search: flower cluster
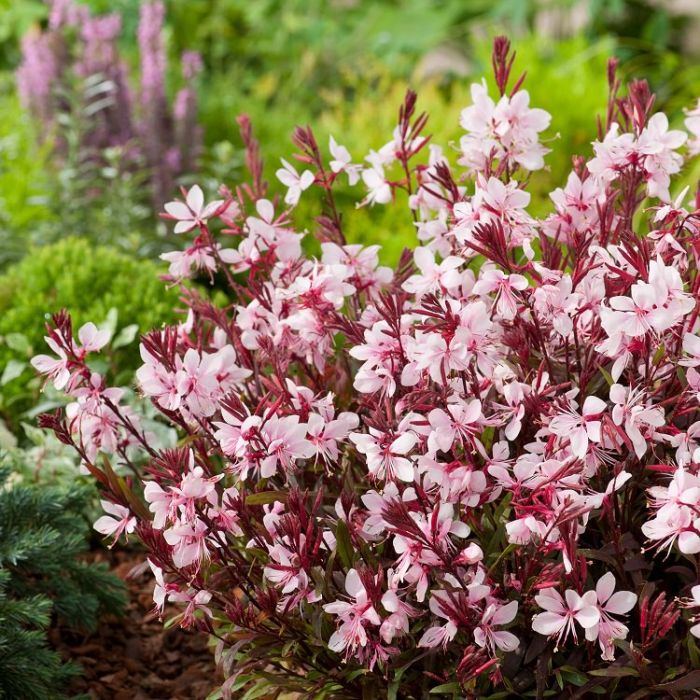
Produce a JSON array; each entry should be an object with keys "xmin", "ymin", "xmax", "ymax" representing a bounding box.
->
[{"xmin": 35, "ymin": 38, "xmax": 700, "ymax": 697}]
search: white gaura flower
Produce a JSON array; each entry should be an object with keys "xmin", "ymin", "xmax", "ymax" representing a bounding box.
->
[{"xmin": 276, "ymin": 158, "xmax": 314, "ymax": 206}]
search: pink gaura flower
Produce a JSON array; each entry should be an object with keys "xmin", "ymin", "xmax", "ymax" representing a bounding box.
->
[
  {"xmin": 472, "ymin": 267, "xmax": 528, "ymax": 320},
  {"xmin": 549, "ymin": 395, "xmax": 607, "ymax": 459},
  {"xmin": 609, "ymin": 383, "xmax": 664, "ymax": 459},
  {"xmin": 323, "ymin": 569, "xmax": 381, "ymax": 655},
  {"xmin": 168, "ymin": 588, "xmax": 213, "ymax": 628},
  {"xmin": 427, "ymin": 399, "xmax": 483, "ymax": 454},
  {"xmin": 163, "ymin": 184, "xmax": 225, "ymax": 233},
  {"xmin": 474, "ymin": 600, "xmax": 520, "ymax": 654},
  {"xmin": 532, "ymin": 587, "xmax": 600, "ymax": 648},
  {"xmin": 76, "ymin": 322, "xmax": 111, "ymax": 354},
  {"xmin": 585, "ymin": 573, "xmax": 637, "ymax": 661},
  {"xmin": 163, "ymin": 516, "xmax": 211, "ymax": 569},
  {"xmin": 642, "ymin": 466, "xmax": 700, "ymax": 554},
  {"xmin": 93, "ymin": 500, "xmax": 136, "ymax": 546},
  {"xmin": 402, "ymin": 247, "xmax": 464, "ymax": 298},
  {"xmin": 329, "ymin": 135, "xmax": 361, "ymax": 185},
  {"xmin": 349, "ymin": 429, "xmax": 417, "ymax": 482},
  {"xmin": 417, "ymin": 591, "xmax": 459, "ymax": 650},
  {"xmin": 260, "ymin": 415, "xmax": 315, "ymax": 478},
  {"xmin": 379, "ymin": 569, "xmax": 420, "ymax": 643}
]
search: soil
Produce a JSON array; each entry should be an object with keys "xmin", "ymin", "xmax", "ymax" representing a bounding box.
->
[{"xmin": 51, "ymin": 549, "xmax": 221, "ymax": 700}]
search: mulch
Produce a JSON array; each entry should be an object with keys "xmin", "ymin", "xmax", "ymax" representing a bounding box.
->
[{"xmin": 51, "ymin": 549, "xmax": 221, "ymax": 700}]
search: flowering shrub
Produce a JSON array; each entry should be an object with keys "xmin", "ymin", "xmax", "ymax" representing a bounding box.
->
[
  {"xmin": 35, "ymin": 38, "xmax": 700, "ymax": 697},
  {"xmin": 17, "ymin": 0, "xmax": 202, "ymax": 207},
  {"xmin": 0, "ymin": 238, "xmax": 179, "ymax": 432}
]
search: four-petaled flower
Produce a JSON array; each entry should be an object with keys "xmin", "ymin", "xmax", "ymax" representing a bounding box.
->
[{"xmin": 163, "ymin": 184, "xmax": 225, "ymax": 233}]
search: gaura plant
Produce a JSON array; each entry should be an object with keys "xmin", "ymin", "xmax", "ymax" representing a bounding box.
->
[{"xmin": 34, "ymin": 37, "xmax": 700, "ymax": 698}]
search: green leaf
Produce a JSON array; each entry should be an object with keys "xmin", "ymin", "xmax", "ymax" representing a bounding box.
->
[
  {"xmin": 241, "ymin": 680, "xmax": 273, "ymax": 700},
  {"xmin": 0, "ymin": 419, "xmax": 17, "ymax": 449},
  {"xmin": 2, "ymin": 359, "xmax": 25, "ymax": 385},
  {"xmin": 653, "ymin": 669, "xmax": 700, "ymax": 691},
  {"xmin": 112, "ymin": 323, "xmax": 139, "ymax": 349},
  {"xmin": 589, "ymin": 667, "xmax": 638, "ymax": 677},
  {"xmin": 598, "ymin": 365, "xmax": 614, "ymax": 386},
  {"xmin": 4, "ymin": 332, "xmax": 31, "ymax": 355},
  {"xmin": 652, "ymin": 343, "xmax": 666, "ymax": 366},
  {"xmin": 245, "ymin": 490, "xmax": 289, "ymax": 506},
  {"xmin": 558, "ymin": 666, "xmax": 588, "ymax": 686},
  {"xmin": 335, "ymin": 518, "xmax": 354, "ymax": 569},
  {"xmin": 99, "ymin": 307, "xmax": 119, "ymax": 336},
  {"xmin": 689, "ymin": 635, "xmax": 700, "ymax": 669},
  {"xmin": 430, "ymin": 682, "xmax": 461, "ymax": 694},
  {"xmin": 20, "ymin": 422, "xmax": 48, "ymax": 445}
]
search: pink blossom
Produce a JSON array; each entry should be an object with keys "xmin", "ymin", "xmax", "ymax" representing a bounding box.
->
[
  {"xmin": 307, "ymin": 411, "xmax": 360, "ymax": 464},
  {"xmin": 474, "ymin": 600, "xmax": 519, "ymax": 654},
  {"xmin": 417, "ymin": 591, "xmax": 459, "ymax": 649},
  {"xmin": 532, "ymin": 274, "xmax": 581, "ymax": 337},
  {"xmin": 585, "ymin": 573, "xmax": 637, "ymax": 660},
  {"xmin": 459, "ymin": 81, "xmax": 550, "ymax": 172},
  {"xmin": 147, "ymin": 559, "xmax": 170, "ymax": 614},
  {"xmin": 532, "ymin": 587, "xmax": 600, "ymax": 647},
  {"xmin": 168, "ymin": 588, "xmax": 213, "ymax": 628},
  {"xmin": 402, "ymin": 247, "xmax": 463, "ymax": 298},
  {"xmin": 264, "ymin": 535, "xmax": 320, "ymax": 606},
  {"xmin": 163, "ymin": 516, "xmax": 210, "ymax": 569},
  {"xmin": 323, "ymin": 569, "xmax": 381, "ymax": 655},
  {"xmin": 427, "ymin": 399, "xmax": 483, "ymax": 454},
  {"xmin": 642, "ymin": 466, "xmax": 700, "ymax": 554},
  {"xmin": 329, "ymin": 135, "xmax": 361, "ymax": 185},
  {"xmin": 163, "ymin": 185, "xmax": 224, "ymax": 233},
  {"xmin": 360, "ymin": 164, "xmax": 392, "ymax": 206},
  {"xmin": 161, "ymin": 243, "xmax": 237, "ymax": 280},
  {"xmin": 379, "ymin": 570, "xmax": 419, "ymax": 643},
  {"xmin": 543, "ymin": 171, "xmax": 602, "ymax": 243},
  {"xmin": 94, "ymin": 500, "xmax": 136, "ymax": 546},
  {"xmin": 31, "ymin": 336, "xmax": 71, "ymax": 390},
  {"xmin": 548, "ymin": 395, "xmax": 607, "ymax": 458},
  {"xmin": 473, "ymin": 268, "xmax": 528, "ymax": 320},
  {"xmin": 260, "ymin": 415, "xmax": 315, "ymax": 478},
  {"xmin": 77, "ymin": 322, "xmax": 111, "ymax": 353},
  {"xmin": 349, "ymin": 429, "xmax": 417, "ymax": 482},
  {"xmin": 609, "ymin": 383, "xmax": 664, "ymax": 458}
]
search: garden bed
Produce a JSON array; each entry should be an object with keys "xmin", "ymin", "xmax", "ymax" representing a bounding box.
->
[{"xmin": 52, "ymin": 550, "xmax": 219, "ymax": 700}]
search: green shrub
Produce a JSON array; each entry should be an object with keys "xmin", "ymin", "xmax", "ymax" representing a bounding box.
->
[
  {"xmin": 0, "ymin": 237, "xmax": 179, "ymax": 428},
  {"xmin": 0, "ymin": 457, "xmax": 126, "ymax": 700}
]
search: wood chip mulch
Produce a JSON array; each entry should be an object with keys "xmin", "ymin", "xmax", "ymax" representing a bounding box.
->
[{"xmin": 51, "ymin": 550, "xmax": 221, "ymax": 700}]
